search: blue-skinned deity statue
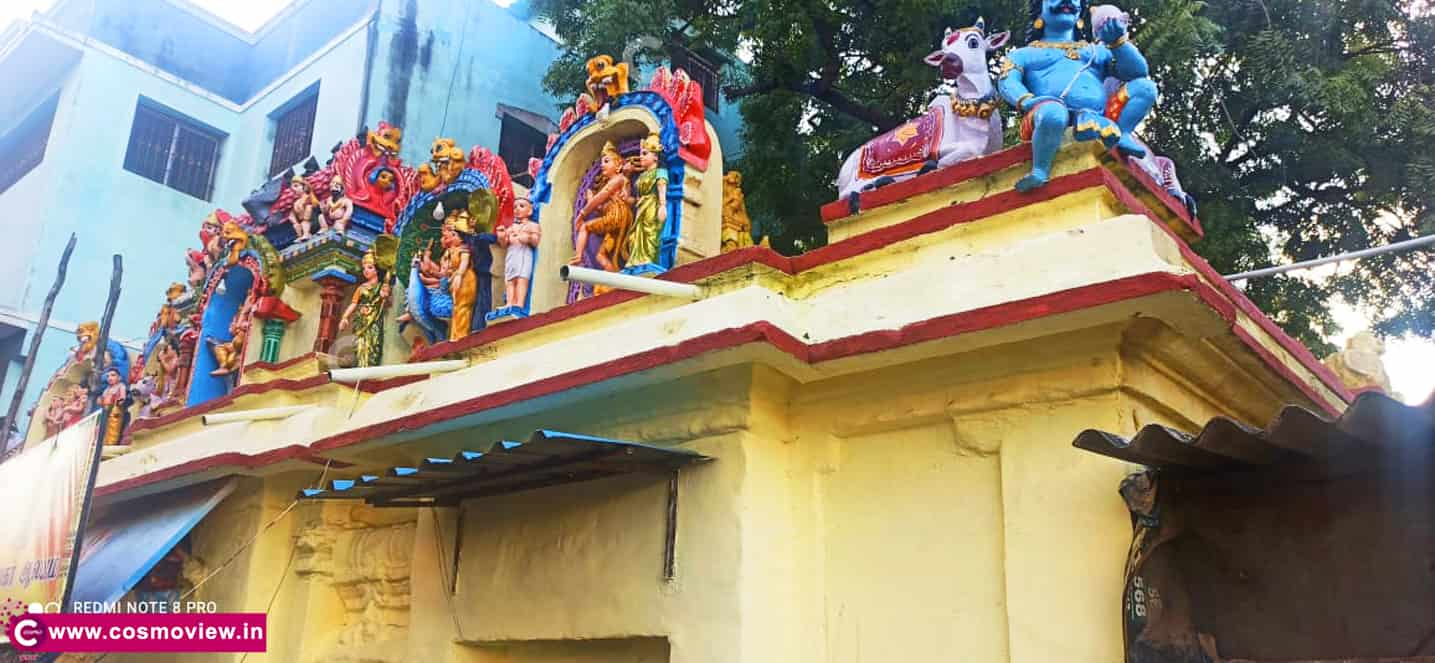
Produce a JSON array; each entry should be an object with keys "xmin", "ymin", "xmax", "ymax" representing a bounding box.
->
[{"xmin": 995, "ymin": 0, "xmax": 1157, "ymax": 191}]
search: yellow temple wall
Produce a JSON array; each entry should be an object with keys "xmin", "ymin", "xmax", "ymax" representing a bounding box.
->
[
  {"xmin": 90, "ymin": 139, "xmax": 1353, "ymax": 663},
  {"xmin": 177, "ymin": 335, "xmax": 1167, "ymax": 663}
]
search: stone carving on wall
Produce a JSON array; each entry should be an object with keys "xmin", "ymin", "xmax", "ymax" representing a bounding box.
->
[{"xmin": 294, "ymin": 503, "xmax": 417, "ymax": 663}]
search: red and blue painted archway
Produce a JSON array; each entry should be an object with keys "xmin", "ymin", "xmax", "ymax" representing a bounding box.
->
[
  {"xmin": 530, "ymin": 92, "xmax": 686, "ymax": 275},
  {"xmin": 393, "ymin": 168, "xmax": 501, "ymax": 343},
  {"xmin": 186, "ymin": 247, "xmax": 275, "ymax": 407}
]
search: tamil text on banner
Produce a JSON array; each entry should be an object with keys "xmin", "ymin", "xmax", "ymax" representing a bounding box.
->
[{"xmin": 0, "ymin": 412, "xmax": 102, "ymax": 629}]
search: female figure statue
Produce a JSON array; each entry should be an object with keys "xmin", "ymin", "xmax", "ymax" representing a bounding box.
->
[
  {"xmin": 497, "ymin": 196, "xmax": 541, "ymax": 314},
  {"xmin": 627, "ymin": 133, "xmax": 668, "ymax": 271},
  {"xmin": 98, "ymin": 367, "xmax": 128, "ymax": 445},
  {"xmin": 339, "ymin": 250, "xmax": 391, "ymax": 366},
  {"xmin": 404, "ymin": 208, "xmax": 479, "ymax": 342},
  {"xmin": 570, "ymin": 141, "xmax": 633, "ymax": 281}
]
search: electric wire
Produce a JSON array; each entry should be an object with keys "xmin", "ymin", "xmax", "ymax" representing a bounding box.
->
[{"xmin": 437, "ymin": 0, "xmax": 473, "ymax": 135}]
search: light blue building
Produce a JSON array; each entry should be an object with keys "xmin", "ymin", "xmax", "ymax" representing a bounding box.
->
[
  {"xmin": 0, "ymin": 0, "xmax": 746, "ymax": 439},
  {"xmin": 0, "ymin": 0, "xmax": 572, "ymax": 438}
]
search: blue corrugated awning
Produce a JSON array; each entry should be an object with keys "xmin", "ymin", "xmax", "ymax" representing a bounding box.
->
[
  {"xmin": 297, "ymin": 430, "xmax": 708, "ymax": 507},
  {"xmin": 71, "ymin": 479, "xmax": 235, "ymax": 606}
]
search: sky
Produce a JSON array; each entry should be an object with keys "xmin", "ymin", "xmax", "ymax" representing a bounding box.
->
[{"xmin": 1, "ymin": 0, "xmax": 1431, "ymax": 404}]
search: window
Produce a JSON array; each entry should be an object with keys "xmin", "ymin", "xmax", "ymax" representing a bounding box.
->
[
  {"xmin": 123, "ymin": 101, "xmax": 223, "ymax": 201},
  {"xmin": 268, "ymin": 88, "xmax": 319, "ymax": 176},
  {"xmin": 0, "ymin": 94, "xmax": 60, "ymax": 195},
  {"xmin": 498, "ymin": 114, "xmax": 548, "ymax": 188},
  {"xmin": 670, "ymin": 48, "xmax": 722, "ymax": 112}
]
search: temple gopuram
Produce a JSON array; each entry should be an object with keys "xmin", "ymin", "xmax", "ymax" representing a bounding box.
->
[{"xmin": 15, "ymin": 13, "xmax": 1434, "ymax": 663}]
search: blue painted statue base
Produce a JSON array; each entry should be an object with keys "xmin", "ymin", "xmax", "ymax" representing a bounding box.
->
[
  {"xmin": 620, "ymin": 263, "xmax": 667, "ymax": 277},
  {"xmin": 484, "ymin": 306, "xmax": 530, "ymax": 322}
]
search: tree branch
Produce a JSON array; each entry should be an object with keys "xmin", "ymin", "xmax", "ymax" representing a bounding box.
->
[
  {"xmin": 802, "ymin": 82, "xmax": 901, "ymax": 129},
  {"xmin": 724, "ymin": 78, "xmax": 901, "ymax": 129},
  {"xmin": 1342, "ymin": 40, "xmax": 1399, "ymax": 59},
  {"xmin": 725, "ymin": 80, "xmax": 780, "ymax": 98}
]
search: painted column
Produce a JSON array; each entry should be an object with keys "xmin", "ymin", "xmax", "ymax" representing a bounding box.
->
[
  {"xmin": 260, "ymin": 319, "xmax": 285, "ymax": 363},
  {"xmin": 251, "ymin": 295, "xmax": 302, "ymax": 366},
  {"xmin": 311, "ymin": 268, "xmax": 357, "ymax": 355}
]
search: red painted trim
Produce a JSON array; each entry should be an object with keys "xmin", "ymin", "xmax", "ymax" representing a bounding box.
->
[
  {"xmin": 414, "ymin": 169, "xmax": 1108, "ymax": 362},
  {"xmin": 107, "ymin": 272, "xmax": 1195, "ymax": 493},
  {"xmin": 355, "ymin": 374, "xmax": 428, "ymax": 393},
  {"xmin": 807, "ymin": 272, "xmax": 1205, "ymax": 361},
  {"xmin": 124, "ymin": 375, "xmax": 331, "ymax": 438},
  {"xmin": 242, "ymin": 352, "xmax": 322, "ymax": 378},
  {"xmin": 1114, "ymin": 151, "xmax": 1204, "ymax": 238},
  {"xmin": 1233, "ymin": 326, "xmax": 1342, "ymax": 417},
  {"xmin": 414, "ymin": 247, "xmax": 797, "ymax": 361},
  {"xmin": 111, "ymin": 160, "xmax": 1351, "ymax": 493},
  {"xmin": 818, "ymin": 142, "xmax": 1200, "ymax": 233},
  {"xmin": 820, "ymin": 145, "xmax": 1034, "ymax": 222},
  {"xmin": 799, "ymin": 168, "xmax": 1107, "ymax": 272},
  {"xmin": 1098, "ymin": 168, "xmax": 1354, "ymax": 404},
  {"xmin": 342, "ymin": 273, "xmax": 1205, "ymax": 453},
  {"xmin": 95, "ymin": 446, "xmax": 345, "ymax": 497},
  {"xmin": 102, "ymin": 267, "xmax": 1346, "ymax": 495}
]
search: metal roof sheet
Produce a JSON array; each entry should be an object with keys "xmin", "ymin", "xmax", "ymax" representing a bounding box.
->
[
  {"xmin": 1073, "ymin": 391, "xmax": 1435, "ymax": 471},
  {"xmin": 298, "ymin": 429, "xmax": 708, "ymax": 507}
]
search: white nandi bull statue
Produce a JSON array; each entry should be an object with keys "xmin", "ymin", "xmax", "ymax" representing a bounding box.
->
[{"xmin": 836, "ymin": 18, "xmax": 1009, "ymax": 206}]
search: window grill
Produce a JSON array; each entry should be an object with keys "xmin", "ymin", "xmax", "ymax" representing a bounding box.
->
[
  {"xmin": 123, "ymin": 103, "xmax": 222, "ymax": 201},
  {"xmin": 0, "ymin": 94, "xmax": 60, "ymax": 195},
  {"xmin": 671, "ymin": 48, "xmax": 722, "ymax": 112},
  {"xmin": 498, "ymin": 114, "xmax": 548, "ymax": 187},
  {"xmin": 269, "ymin": 92, "xmax": 318, "ymax": 176}
]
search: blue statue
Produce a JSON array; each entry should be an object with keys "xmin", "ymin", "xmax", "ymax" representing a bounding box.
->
[{"xmin": 996, "ymin": 0, "xmax": 1157, "ymax": 191}]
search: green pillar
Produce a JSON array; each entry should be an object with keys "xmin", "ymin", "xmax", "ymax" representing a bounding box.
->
[{"xmin": 260, "ymin": 319, "xmax": 286, "ymax": 363}]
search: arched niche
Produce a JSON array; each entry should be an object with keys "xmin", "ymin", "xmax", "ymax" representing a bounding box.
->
[
  {"xmin": 528, "ymin": 94, "xmax": 725, "ymax": 315},
  {"xmin": 187, "ymin": 261, "xmax": 259, "ymax": 407},
  {"xmin": 392, "ymin": 168, "xmax": 503, "ymax": 344}
]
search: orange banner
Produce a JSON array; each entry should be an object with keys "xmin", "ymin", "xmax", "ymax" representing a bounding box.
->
[{"xmin": 0, "ymin": 412, "xmax": 101, "ymax": 623}]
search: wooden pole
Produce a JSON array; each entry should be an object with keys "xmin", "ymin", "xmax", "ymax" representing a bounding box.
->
[
  {"xmin": 62, "ymin": 254, "xmax": 121, "ymax": 616},
  {"xmin": 87, "ymin": 255, "xmax": 124, "ymax": 410},
  {"xmin": 3, "ymin": 233, "xmax": 77, "ymax": 443}
]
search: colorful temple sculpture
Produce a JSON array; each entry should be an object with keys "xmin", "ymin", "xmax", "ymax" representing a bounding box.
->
[
  {"xmin": 837, "ymin": 18, "xmax": 1008, "ymax": 203},
  {"xmin": 13, "ymin": 7, "xmax": 1432, "ymax": 662},
  {"xmin": 997, "ymin": 1, "xmax": 1158, "ymax": 191},
  {"xmin": 536, "ymin": 58, "xmax": 724, "ymax": 303}
]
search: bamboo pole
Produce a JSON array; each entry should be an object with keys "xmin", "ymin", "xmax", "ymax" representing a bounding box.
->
[{"xmin": 3, "ymin": 233, "xmax": 76, "ymax": 442}]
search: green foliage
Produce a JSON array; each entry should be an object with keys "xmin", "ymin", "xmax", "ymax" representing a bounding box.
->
[{"xmin": 532, "ymin": 0, "xmax": 1435, "ymax": 354}]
